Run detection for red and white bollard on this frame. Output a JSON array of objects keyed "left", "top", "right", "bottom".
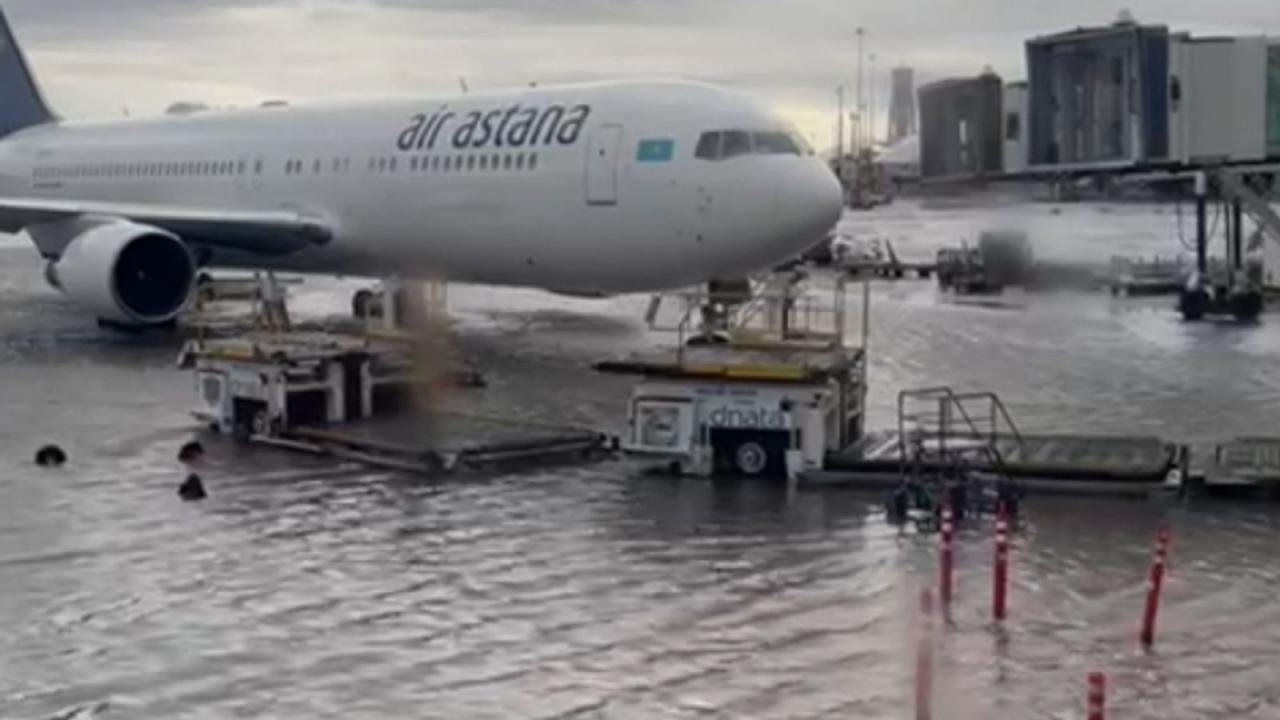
[
  {"left": 1140, "top": 525, "right": 1171, "bottom": 647},
  {"left": 993, "top": 502, "right": 1009, "bottom": 621},
  {"left": 915, "top": 588, "right": 934, "bottom": 720},
  {"left": 939, "top": 504, "right": 954, "bottom": 608},
  {"left": 1086, "top": 671, "right": 1107, "bottom": 720}
]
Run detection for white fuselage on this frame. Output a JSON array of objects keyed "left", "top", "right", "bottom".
[{"left": 0, "top": 81, "right": 842, "bottom": 294}]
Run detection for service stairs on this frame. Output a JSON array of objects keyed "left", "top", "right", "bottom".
[{"left": 894, "top": 387, "right": 1025, "bottom": 522}]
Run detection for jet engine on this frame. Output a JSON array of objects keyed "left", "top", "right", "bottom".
[{"left": 45, "top": 221, "right": 196, "bottom": 325}]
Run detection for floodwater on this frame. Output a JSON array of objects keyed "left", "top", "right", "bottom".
[{"left": 3, "top": 200, "right": 1280, "bottom": 719}]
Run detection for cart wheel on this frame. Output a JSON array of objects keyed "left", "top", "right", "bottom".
[
  {"left": 734, "top": 441, "right": 769, "bottom": 476},
  {"left": 251, "top": 409, "right": 273, "bottom": 437},
  {"left": 352, "top": 289, "right": 375, "bottom": 319}
]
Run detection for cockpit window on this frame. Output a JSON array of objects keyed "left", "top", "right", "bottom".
[
  {"left": 695, "top": 131, "right": 722, "bottom": 160},
  {"left": 695, "top": 128, "right": 808, "bottom": 160},
  {"left": 752, "top": 131, "right": 801, "bottom": 155},
  {"left": 721, "top": 131, "right": 751, "bottom": 158}
]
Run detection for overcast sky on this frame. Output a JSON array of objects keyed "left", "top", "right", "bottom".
[{"left": 5, "top": 0, "right": 1278, "bottom": 149}]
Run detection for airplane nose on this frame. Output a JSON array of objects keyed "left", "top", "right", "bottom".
[{"left": 778, "top": 163, "right": 843, "bottom": 251}]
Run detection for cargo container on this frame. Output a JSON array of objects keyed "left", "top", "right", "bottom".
[
  {"left": 917, "top": 72, "right": 1004, "bottom": 179},
  {"left": 1169, "top": 35, "right": 1270, "bottom": 164},
  {"left": 1268, "top": 42, "right": 1280, "bottom": 157},
  {"left": 1003, "top": 82, "right": 1029, "bottom": 174},
  {"left": 1026, "top": 20, "right": 1171, "bottom": 169}
]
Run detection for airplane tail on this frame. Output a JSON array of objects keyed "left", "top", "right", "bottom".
[{"left": 0, "top": 7, "right": 55, "bottom": 138}]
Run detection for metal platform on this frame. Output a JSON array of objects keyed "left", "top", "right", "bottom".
[
  {"left": 595, "top": 344, "right": 864, "bottom": 385},
  {"left": 810, "top": 430, "right": 1182, "bottom": 497},
  {"left": 1198, "top": 438, "right": 1280, "bottom": 498},
  {"left": 260, "top": 412, "right": 609, "bottom": 476}
]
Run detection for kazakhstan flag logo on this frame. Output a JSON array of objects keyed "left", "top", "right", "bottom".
[{"left": 636, "top": 138, "right": 674, "bottom": 163}]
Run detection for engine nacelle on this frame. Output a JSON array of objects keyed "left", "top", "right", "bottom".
[{"left": 47, "top": 221, "right": 196, "bottom": 325}]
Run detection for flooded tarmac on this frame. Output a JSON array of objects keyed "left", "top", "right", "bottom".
[{"left": 4, "top": 200, "right": 1280, "bottom": 719}]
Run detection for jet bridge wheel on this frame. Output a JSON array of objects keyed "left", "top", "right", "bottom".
[
  {"left": 1230, "top": 291, "right": 1263, "bottom": 323},
  {"left": 1178, "top": 288, "right": 1209, "bottom": 321}
]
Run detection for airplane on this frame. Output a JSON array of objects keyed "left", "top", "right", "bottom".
[{"left": 0, "top": 8, "right": 842, "bottom": 328}]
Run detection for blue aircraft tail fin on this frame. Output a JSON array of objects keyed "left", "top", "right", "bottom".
[{"left": 0, "top": 7, "right": 54, "bottom": 138}]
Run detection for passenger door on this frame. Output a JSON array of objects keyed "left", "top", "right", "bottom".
[{"left": 586, "top": 124, "right": 623, "bottom": 206}]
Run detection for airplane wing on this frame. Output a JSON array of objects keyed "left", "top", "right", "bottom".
[{"left": 0, "top": 196, "right": 333, "bottom": 256}]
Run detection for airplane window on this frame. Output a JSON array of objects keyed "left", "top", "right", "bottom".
[
  {"left": 528, "top": 153, "right": 538, "bottom": 170},
  {"left": 752, "top": 131, "right": 801, "bottom": 155},
  {"left": 313, "top": 159, "right": 322, "bottom": 174},
  {"left": 411, "top": 157, "right": 420, "bottom": 172},
  {"left": 695, "top": 131, "right": 722, "bottom": 160},
  {"left": 515, "top": 154, "right": 524, "bottom": 170},
  {"left": 378, "top": 158, "right": 387, "bottom": 172},
  {"left": 503, "top": 154, "right": 513, "bottom": 170},
  {"left": 254, "top": 159, "right": 263, "bottom": 174},
  {"left": 432, "top": 157, "right": 440, "bottom": 171},
  {"left": 387, "top": 157, "right": 396, "bottom": 173},
  {"left": 479, "top": 156, "right": 488, "bottom": 170},
  {"left": 722, "top": 131, "right": 751, "bottom": 158},
  {"left": 491, "top": 154, "right": 500, "bottom": 170},
  {"left": 466, "top": 155, "right": 475, "bottom": 171}
]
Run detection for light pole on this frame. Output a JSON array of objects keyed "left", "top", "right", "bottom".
[
  {"left": 836, "top": 86, "right": 845, "bottom": 172},
  {"left": 869, "top": 52, "right": 878, "bottom": 148},
  {"left": 855, "top": 27, "right": 865, "bottom": 154}
]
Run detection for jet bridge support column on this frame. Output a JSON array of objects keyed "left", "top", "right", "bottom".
[
  {"left": 1231, "top": 199, "right": 1244, "bottom": 273},
  {"left": 1195, "top": 171, "right": 1208, "bottom": 277}
]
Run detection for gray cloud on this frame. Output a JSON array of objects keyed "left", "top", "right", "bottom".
[{"left": 3, "top": 0, "right": 1277, "bottom": 148}]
